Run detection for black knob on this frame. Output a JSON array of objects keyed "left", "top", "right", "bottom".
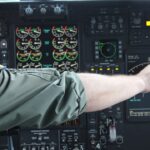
[{"left": 116, "top": 136, "right": 123, "bottom": 144}]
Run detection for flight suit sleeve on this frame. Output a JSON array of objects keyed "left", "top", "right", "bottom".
[{"left": 0, "top": 66, "right": 87, "bottom": 131}]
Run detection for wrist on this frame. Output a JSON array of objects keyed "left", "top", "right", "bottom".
[{"left": 135, "top": 75, "right": 146, "bottom": 93}]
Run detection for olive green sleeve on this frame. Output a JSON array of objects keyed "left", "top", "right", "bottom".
[{"left": 0, "top": 67, "right": 87, "bottom": 131}]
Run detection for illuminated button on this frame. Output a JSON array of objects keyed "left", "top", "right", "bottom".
[
  {"left": 44, "top": 41, "right": 50, "bottom": 45},
  {"left": 90, "top": 68, "right": 95, "bottom": 72},
  {"left": 146, "top": 21, "right": 150, "bottom": 26},
  {"left": 0, "top": 39, "right": 7, "bottom": 48},
  {"left": 107, "top": 68, "right": 111, "bottom": 71},
  {"left": 43, "top": 29, "right": 50, "bottom": 34},
  {"left": 115, "top": 67, "right": 119, "bottom": 71},
  {"left": 99, "top": 68, "right": 103, "bottom": 71}
]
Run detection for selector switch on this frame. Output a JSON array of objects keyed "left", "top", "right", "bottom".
[
  {"left": 54, "top": 5, "right": 63, "bottom": 14},
  {"left": 51, "top": 4, "right": 66, "bottom": 15},
  {"left": 39, "top": 4, "right": 48, "bottom": 15},
  {"left": 40, "top": 7, "right": 47, "bottom": 14}
]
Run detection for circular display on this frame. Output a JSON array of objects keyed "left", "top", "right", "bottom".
[
  {"left": 66, "top": 49, "right": 78, "bottom": 61},
  {"left": 16, "top": 27, "right": 29, "bottom": 38},
  {"left": 52, "top": 49, "right": 66, "bottom": 61},
  {"left": 100, "top": 42, "right": 116, "bottom": 58},
  {"left": 52, "top": 38, "right": 66, "bottom": 49},
  {"left": 29, "top": 38, "right": 42, "bottom": 50},
  {"left": 52, "top": 26, "right": 65, "bottom": 37},
  {"left": 53, "top": 61, "right": 66, "bottom": 73},
  {"left": 66, "top": 61, "right": 78, "bottom": 72},
  {"left": 30, "top": 62, "right": 42, "bottom": 68},
  {"left": 66, "top": 38, "right": 78, "bottom": 49},
  {"left": 29, "top": 27, "right": 42, "bottom": 38},
  {"left": 30, "top": 50, "right": 42, "bottom": 62},
  {"left": 17, "top": 62, "right": 30, "bottom": 69},
  {"left": 17, "top": 51, "right": 30, "bottom": 62},
  {"left": 128, "top": 62, "right": 150, "bottom": 75},
  {"left": 65, "top": 26, "right": 77, "bottom": 37},
  {"left": 16, "top": 39, "right": 29, "bottom": 50}
]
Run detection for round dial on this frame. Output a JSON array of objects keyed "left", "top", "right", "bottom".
[
  {"left": 66, "top": 61, "right": 78, "bottom": 72},
  {"left": 52, "top": 49, "right": 66, "bottom": 61},
  {"left": 16, "top": 39, "right": 29, "bottom": 50},
  {"left": 17, "top": 51, "right": 30, "bottom": 62},
  {"left": 65, "top": 26, "right": 77, "bottom": 37},
  {"left": 52, "top": 26, "right": 65, "bottom": 37},
  {"left": 30, "top": 62, "right": 42, "bottom": 68},
  {"left": 66, "top": 38, "right": 78, "bottom": 49},
  {"left": 52, "top": 38, "right": 66, "bottom": 49},
  {"left": 17, "top": 62, "right": 30, "bottom": 69},
  {"left": 30, "top": 50, "right": 42, "bottom": 62},
  {"left": 128, "top": 62, "right": 149, "bottom": 75},
  {"left": 29, "top": 38, "right": 42, "bottom": 50},
  {"left": 66, "top": 49, "right": 78, "bottom": 61},
  {"left": 29, "top": 27, "right": 42, "bottom": 38},
  {"left": 16, "top": 27, "right": 29, "bottom": 38},
  {"left": 53, "top": 61, "right": 66, "bottom": 73},
  {"left": 99, "top": 42, "right": 116, "bottom": 58}
]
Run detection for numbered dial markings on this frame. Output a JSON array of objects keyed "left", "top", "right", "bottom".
[
  {"left": 16, "top": 39, "right": 29, "bottom": 50},
  {"left": 52, "top": 26, "right": 65, "bottom": 37},
  {"left": 29, "top": 27, "right": 42, "bottom": 38},
  {"left": 16, "top": 27, "right": 29, "bottom": 38}
]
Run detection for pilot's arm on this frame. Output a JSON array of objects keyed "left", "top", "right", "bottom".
[
  {"left": 0, "top": 66, "right": 87, "bottom": 131},
  {"left": 0, "top": 64, "right": 149, "bottom": 131}
]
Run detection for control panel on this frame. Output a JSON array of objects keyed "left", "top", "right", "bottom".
[
  {"left": 15, "top": 25, "right": 79, "bottom": 72},
  {"left": 1, "top": 0, "right": 150, "bottom": 150}
]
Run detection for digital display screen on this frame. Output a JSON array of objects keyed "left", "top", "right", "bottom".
[
  {"left": 127, "top": 54, "right": 150, "bottom": 122},
  {"left": 94, "top": 39, "right": 123, "bottom": 62}
]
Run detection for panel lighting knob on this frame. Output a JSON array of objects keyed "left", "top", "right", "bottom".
[
  {"left": 40, "top": 7, "right": 47, "bottom": 14},
  {"left": 54, "top": 5, "right": 63, "bottom": 14},
  {"left": 25, "top": 5, "right": 34, "bottom": 15}
]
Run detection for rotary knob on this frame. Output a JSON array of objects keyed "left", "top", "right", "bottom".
[
  {"left": 40, "top": 7, "right": 47, "bottom": 14},
  {"left": 39, "top": 4, "right": 48, "bottom": 15},
  {"left": 25, "top": 5, "right": 33, "bottom": 15},
  {"left": 53, "top": 5, "right": 63, "bottom": 14},
  {"left": 133, "top": 17, "right": 142, "bottom": 25}
]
